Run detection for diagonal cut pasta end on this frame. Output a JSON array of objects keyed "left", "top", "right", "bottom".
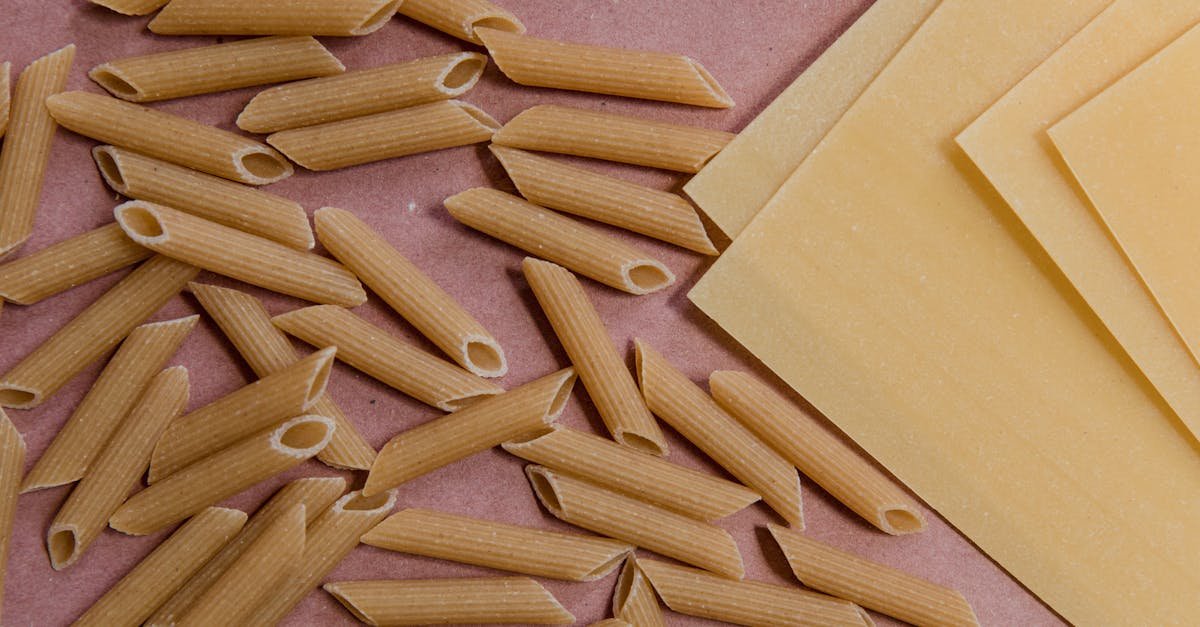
[
  {"left": 232, "top": 145, "right": 294, "bottom": 186},
  {"left": 436, "top": 52, "right": 488, "bottom": 96},
  {"left": 351, "top": 0, "right": 402, "bottom": 36},
  {"left": 460, "top": 334, "right": 508, "bottom": 379},
  {"left": 46, "top": 523, "right": 80, "bottom": 571},
  {"left": 619, "top": 259, "right": 674, "bottom": 295},
  {"left": 114, "top": 200, "right": 170, "bottom": 246},
  {"left": 684, "top": 58, "right": 734, "bottom": 109},
  {"left": 88, "top": 64, "right": 144, "bottom": 102},
  {"left": 0, "top": 382, "right": 41, "bottom": 410}
]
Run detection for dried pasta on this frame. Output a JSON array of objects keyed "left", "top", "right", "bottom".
[
  {"left": 0, "top": 223, "right": 151, "bottom": 306},
  {"left": 613, "top": 558, "right": 664, "bottom": 627},
  {"left": 88, "top": 0, "right": 170, "bottom": 16},
  {"left": 397, "top": 0, "right": 524, "bottom": 44},
  {"left": 325, "top": 578, "right": 574, "bottom": 625},
  {"left": 0, "top": 62, "right": 9, "bottom": 138},
  {"left": 149, "top": 0, "right": 401, "bottom": 36},
  {"left": 0, "top": 411, "right": 23, "bottom": 617}
]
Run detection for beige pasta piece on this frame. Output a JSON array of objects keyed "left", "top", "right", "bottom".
[
  {"left": 149, "top": 0, "right": 400, "bottom": 36},
  {"left": 363, "top": 369, "right": 575, "bottom": 496},
  {"left": 266, "top": 100, "right": 499, "bottom": 171},
  {"left": 316, "top": 206, "right": 507, "bottom": 377},
  {"left": 94, "top": 147, "right": 313, "bottom": 250},
  {"left": 493, "top": 146, "right": 716, "bottom": 255},
  {"left": 149, "top": 346, "right": 335, "bottom": 482},
  {"left": 478, "top": 27, "right": 731, "bottom": 108},
  {"left": 636, "top": 340, "right": 803, "bottom": 527},
  {"left": 73, "top": 507, "right": 247, "bottom": 627},
  {"left": 492, "top": 104, "right": 733, "bottom": 173},
  {"left": 46, "top": 91, "right": 292, "bottom": 185},
  {"left": 613, "top": 558, "right": 665, "bottom": 627},
  {"left": 0, "top": 255, "right": 198, "bottom": 409},
  {"left": 591, "top": 621, "right": 631, "bottom": 627},
  {"left": 238, "top": 52, "right": 487, "bottom": 133},
  {"left": 48, "top": 367, "right": 189, "bottom": 570},
  {"left": 191, "top": 283, "right": 374, "bottom": 470},
  {"left": 116, "top": 201, "right": 364, "bottom": 306},
  {"left": 273, "top": 305, "right": 503, "bottom": 411},
  {"left": 0, "top": 223, "right": 151, "bottom": 306},
  {"left": 0, "top": 62, "right": 9, "bottom": 138},
  {"left": 770, "top": 524, "right": 978, "bottom": 627},
  {"left": 88, "top": 0, "right": 170, "bottom": 16},
  {"left": 110, "top": 415, "right": 334, "bottom": 535},
  {"left": 0, "top": 411, "right": 24, "bottom": 616},
  {"left": 397, "top": 0, "right": 523, "bottom": 44},
  {"left": 712, "top": 371, "right": 925, "bottom": 535},
  {"left": 444, "top": 189, "right": 674, "bottom": 295},
  {"left": 525, "top": 466, "right": 743, "bottom": 579},
  {"left": 0, "top": 46, "right": 75, "bottom": 257},
  {"left": 362, "top": 508, "right": 631, "bottom": 581},
  {"left": 325, "top": 578, "right": 574, "bottom": 625},
  {"left": 637, "top": 558, "right": 872, "bottom": 627}
]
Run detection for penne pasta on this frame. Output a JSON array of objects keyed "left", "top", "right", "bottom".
[
  {"left": 636, "top": 340, "right": 804, "bottom": 526},
  {"left": 272, "top": 305, "right": 503, "bottom": 411},
  {"left": 362, "top": 508, "right": 631, "bottom": 581},
  {"left": 149, "top": 0, "right": 401, "bottom": 36},
  {"left": 46, "top": 91, "right": 292, "bottom": 185},
  {"left": 491, "top": 104, "right": 733, "bottom": 173},
  {"left": 191, "top": 283, "right": 374, "bottom": 470},
  {"left": 613, "top": 558, "right": 665, "bottom": 627},
  {"left": 0, "top": 223, "right": 151, "bottom": 306},
  {"left": 267, "top": 100, "right": 499, "bottom": 171},
  {"left": 712, "top": 371, "right": 926, "bottom": 535},
  {"left": 238, "top": 52, "right": 487, "bottom": 133},
  {"left": 0, "top": 411, "right": 24, "bottom": 617},
  {"left": 325, "top": 578, "right": 574, "bottom": 625},
  {"left": 0, "top": 46, "right": 75, "bottom": 257},
  {"left": 591, "top": 621, "right": 631, "bottom": 627},
  {"left": 444, "top": 189, "right": 674, "bottom": 295},
  {"left": 88, "top": 0, "right": 170, "bottom": 16},
  {"left": 0, "top": 61, "right": 9, "bottom": 138},
  {"left": 94, "top": 146, "right": 313, "bottom": 250},
  {"left": 115, "top": 201, "right": 365, "bottom": 306},
  {"left": 0, "top": 255, "right": 198, "bottom": 409},
  {"left": 363, "top": 369, "right": 575, "bottom": 497},
  {"left": 316, "top": 206, "right": 507, "bottom": 377},
  {"left": 770, "top": 524, "right": 979, "bottom": 627},
  {"left": 396, "top": 0, "right": 524, "bottom": 44},
  {"left": 525, "top": 466, "right": 744, "bottom": 579},
  {"left": 109, "top": 415, "right": 334, "bottom": 535},
  {"left": 73, "top": 507, "right": 247, "bottom": 627},
  {"left": 478, "top": 27, "right": 731, "bottom": 108},
  {"left": 90, "top": 36, "right": 344, "bottom": 103},
  {"left": 48, "top": 367, "right": 189, "bottom": 570}
]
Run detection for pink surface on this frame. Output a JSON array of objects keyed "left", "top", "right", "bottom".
[{"left": 0, "top": 1, "right": 1062, "bottom": 625}]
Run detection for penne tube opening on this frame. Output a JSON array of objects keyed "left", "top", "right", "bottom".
[
  {"left": 335, "top": 488, "right": 397, "bottom": 514},
  {"left": 324, "top": 585, "right": 373, "bottom": 624},
  {"left": 354, "top": 0, "right": 403, "bottom": 35},
  {"left": 438, "top": 53, "right": 488, "bottom": 95},
  {"left": 115, "top": 202, "right": 167, "bottom": 243},
  {"left": 234, "top": 146, "right": 294, "bottom": 185},
  {"left": 92, "top": 146, "right": 129, "bottom": 194},
  {"left": 0, "top": 384, "right": 38, "bottom": 409},
  {"left": 613, "top": 558, "right": 651, "bottom": 616},
  {"left": 272, "top": 415, "right": 337, "bottom": 458},
  {"left": 525, "top": 465, "right": 566, "bottom": 518},
  {"left": 463, "top": 335, "right": 507, "bottom": 379},
  {"left": 686, "top": 60, "right": 734, "bottom": 109},
  {"left": 87, "top": 66, "right": 140, "bottom": 100},
  {"left": 303, "top": 346, "right": 337, "bottom": 407},
  {"left": 46, "top": 524, "right": 78, "bottom": 570},
  {"left": 457, "top": 101, "right": 502, "bottom": 134},
  {"left": 543, "top": 369, "right": 577, "bottom": 423},
  {"left": 881, "top": 507, "right": 925, "bottom": 535},
  {"left": 621, "top": 260, "right": 674, "bottom": 295}
]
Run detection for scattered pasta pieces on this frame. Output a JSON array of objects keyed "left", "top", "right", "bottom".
[
  {"left": 325, "top": 578, "right": 575, "bottom": 625},
  {"left": 149, "top": 0, "right": 401, "bottom": 37}
]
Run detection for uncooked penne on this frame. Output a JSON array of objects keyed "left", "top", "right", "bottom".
[
  {"left": 317, "top": 206, "right": 507, "bottom": 377},
  {"left": 325, "top": 578, "right": 574, "bottom": 625},
  {"left": 149, "top": 0, "right": 400, "bottom": 36},
  {"left": 0, "top": 223, "right": 151, "bottom": 306},
  {"left": 363, "top": 369, "right": 575, "bottom": 496},
  {"left": 636, "top": 340, "right": 804, "bottom": 526},
  {"left": 525, "top": 466, "right": 743, "bottom": 579},
  {"left": 238, "top": 52, "right": 487, "bottom": 133},
  {"left": 0, "top": 411, "right": 24, "bottom": 617},
  {"left": 267, "top": 100, "right": 499, "bottom": 171},
  {"left": 73, "top": 507, "right": 247, "bottom": 627},
  {"left": 713, "top": 371, "right": 926, "bottom": 535},
  {"left": 115, "top": 201, "right": 365, "bottom": 306},
  {"left": 94, "top": 146, "right": 313, "bottom": 250},
  {"left": 770, "top": 524, "right": 978, "bottom": 627},
  {"left": 613, "top": 558, "right": 665, "bottom": 627},
  {"left": 445, "top": 189, "right": 674, "bottom": 295},
  {"left": 0, "top": 62, "right": 10, "bottom": 138},
  {"left": 491, "top": 104, "right": 734, "bottom": 173},
  {"left": 0, "top": 46, "right": 74, "bottom": 257},
  {"left": 48, "top": 367, "right": 188, "bottom": 570},
  {"left": 46, "top": 91, "right": 292, "bottom": 185},
  {"left": 110, "top": 415, "right": 334, "bottom": 535},
  {"left": 591, "top": 621, "right": 631, "bottom": 627},
  {"left": 0, "top": 255, "right": 198, "bottom": 409},
  {"left": 492, "top": 146, "right": 716, "bottom": 255},
  {"left": 362, "top": 508, "right": 631, "bottom": 581},
  {"left": 273, "top": 305, "right": 502, "bottom": 411},
  {"left": 397, "top": 0, "right": 524, "bottom": 44},
  {"left": 88, "top": 0, "right": 170, "bottom": 16},
  {"left": 191, "top": 283, "right": 374, "bottom": 471}
]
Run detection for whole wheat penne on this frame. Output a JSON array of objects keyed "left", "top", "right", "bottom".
[
  {"left": 445, "top": 189, "right": 674, "bottom": 295},
  {"left": 363, "top": 369, "right": 575, "bottom": 496},
  {"left": 325, "top": 578, "right": 575, "bottom": 625},
  {"left": 770, "top": 524, "right": 978, "bottom": 627},
  {"left": 0, "top": 46, "right": 75, "bottom": 257},
  {"left": 88, "top": 0, "right": 170, "bottom": 16},
  {"left": 397, "top": 0, "right": 524, "bottom": 44},
  {"left": 73, "top": 507, "right": 247, "bottom": 627},
  {"left": 713, "top": 372, "right": 926, "bottom": 535},
  {"left": 0, "top": 223, "right": 151, "bottom": 306},
  {"left": 0, "top": 62, "right": 10, "bottom": 138},
  {"left": 613, "top": 558, "right": 665, "bottom": 627},
  {"left": 191, "top": 283, "right": 374, "bottom": 470},
  {"left": 0, "top": 256, "right": 198, "bottom": 409},
  {"left": 94, "top": 147, "right": 313, "bottom": 250},
  {"left": 116, "top": 201, "right": 364, "bottom": 306},
  {"left": 637, "top": 558, "right": 872, "bottom": 627},
  {"left": 267, "top": 100, "right": 499, "bottom": 171},
  {"left": 316, "top": 206, "right": 507, "bottom": 377},
  {"left": 0, "top": 411, "right": 24, "bottom": 616},
  {"left": 491, "top": 104, "right": 733, "bottom": 173},
  {"left": 636, "top": 340, "right": 803, "bottom": 526},
  {"left": 238, "top": 53, "right": 487, "bottom": 133},
  {"left": 48, "top": 367, "right": 189, "bottom": 570},
  {"left": 525, "top": 466, "right": 743, "bottom": 579},
  {"left": 591, "top": 621, "right": 631, "bottom": 627},
  {"left": 149, "top": 0, "right": 400, "bottom": 36},
  {"left": 492, "top": 146, "right": 716, "bottom": 255},
  {"left": 362, "top": 508, "right": 631, "bottom": 581},
  {"left": 46, "top": 91, "right": 292, "bottom": 185},
  {"left": 149, "top": 347, "right": 335, "bottom": 482},
  {"left": 110, "top": 415, "right": 335, "bottom": 535},
  {"left": 273, "top": 305, "right": 503, "bottom": 411}
]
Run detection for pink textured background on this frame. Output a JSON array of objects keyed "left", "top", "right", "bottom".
[{"left": 0, "top": 1, "right": 1062, "bottom": 625}]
